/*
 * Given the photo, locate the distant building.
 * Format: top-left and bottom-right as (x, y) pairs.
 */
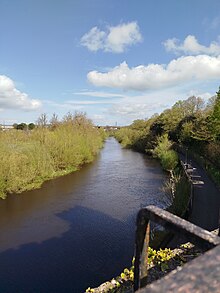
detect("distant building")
(0, 124), (14, 131)
(95, 125), (120, 131)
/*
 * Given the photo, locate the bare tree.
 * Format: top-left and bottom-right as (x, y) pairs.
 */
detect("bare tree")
(50, 113), (59, 129)
(36, 113), (48, 128)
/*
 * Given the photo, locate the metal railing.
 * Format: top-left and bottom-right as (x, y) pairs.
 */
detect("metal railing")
(133, 205), (220, 291)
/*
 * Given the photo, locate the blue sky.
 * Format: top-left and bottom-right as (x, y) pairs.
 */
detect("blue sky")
(0, 0), (220, 125)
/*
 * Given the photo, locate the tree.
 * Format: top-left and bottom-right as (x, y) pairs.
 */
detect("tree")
(74, 111), (92, 126)
(205, 95), (216, 113)
(50, 113), (59, 130)
(131, 119), (148, 130)
(62, 111), (74, 124)
(191, 116), (213, 142)
(210, 87), (220, 140)
(182, 96), (205, 115)
(179, 121), (194, 143)
(28, 123), (35, 130)
(17, 123), (27, 130)
(36, 113), (48, 128)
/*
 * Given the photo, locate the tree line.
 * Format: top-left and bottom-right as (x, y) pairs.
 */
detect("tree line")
(114, 87), (220, 184)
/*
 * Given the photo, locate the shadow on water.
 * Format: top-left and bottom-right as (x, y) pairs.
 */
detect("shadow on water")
(0, 157), (101, 252)
(0, 138), (168, 292)
(0, 206), (134, 293)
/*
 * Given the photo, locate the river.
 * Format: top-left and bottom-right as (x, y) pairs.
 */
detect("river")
(0, 138), (168, 293)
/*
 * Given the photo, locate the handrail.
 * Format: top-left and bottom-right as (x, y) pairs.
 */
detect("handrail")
(133, 205), (220, 291)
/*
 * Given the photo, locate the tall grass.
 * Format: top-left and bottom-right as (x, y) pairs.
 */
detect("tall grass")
(0, 114), (105, 199)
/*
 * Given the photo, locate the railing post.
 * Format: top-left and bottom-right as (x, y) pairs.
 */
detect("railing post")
(218, 207), (220, 236)
(140, 222), (150, 288)
(134, 210), (150, 291)
(133, 205), (220, 292)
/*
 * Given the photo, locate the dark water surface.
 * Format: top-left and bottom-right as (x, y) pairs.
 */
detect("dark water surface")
(0, 138), (168, 293)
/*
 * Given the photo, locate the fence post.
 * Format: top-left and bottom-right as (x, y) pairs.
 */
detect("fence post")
(134, 210), (150, 291)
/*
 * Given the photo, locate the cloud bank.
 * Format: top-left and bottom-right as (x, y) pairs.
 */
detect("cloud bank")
(164, 35), (220, 56)
(108, 103), (160, 117)
(0, 75), (41, 110)
(80, 21), (142, 53)
(87, 55), (220, 91)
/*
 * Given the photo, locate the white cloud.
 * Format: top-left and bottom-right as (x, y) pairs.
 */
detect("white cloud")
(106, 91), (170, 120)
(80, 27), (106, 52)
(105, 87), (216, 124)
(80, 21), (142, 53)
(108, 103), (161, 118)
(87, 55), (220, 91)
(164, 35), (220, 56)
(0, 75), (41, 110)
(73, 91), (125, 98)
(185, 90), (213, 101)
(66, 100), (114, 105)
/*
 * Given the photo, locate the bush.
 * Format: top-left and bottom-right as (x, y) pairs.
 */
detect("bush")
(0, 114), (104, 199)
(160, 150), (178, 171)
(152, 134), (178, 172)
(114, 128), (135, 147)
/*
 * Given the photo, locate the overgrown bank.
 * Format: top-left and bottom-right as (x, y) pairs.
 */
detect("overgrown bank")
(88, 89), (220, 292)
(113, 87), (220, 213)
(0, 113), (106, 199)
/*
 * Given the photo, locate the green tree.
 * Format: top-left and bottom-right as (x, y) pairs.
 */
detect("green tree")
(191, 116), (213, 142)
(17, 123), (27, 130)
(28, 123), (35, 130)
(210, 87), (220, 140)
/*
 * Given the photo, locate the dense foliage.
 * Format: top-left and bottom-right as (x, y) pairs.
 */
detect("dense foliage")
(0, 112), (105, 199)
(114, 88), (220, 181)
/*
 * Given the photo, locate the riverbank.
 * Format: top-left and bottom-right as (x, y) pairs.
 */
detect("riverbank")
(86, 146), (220, 292)
(0, 138), (168, 293)
(88, 132), (219, 292)
(0, 114), (105, 199)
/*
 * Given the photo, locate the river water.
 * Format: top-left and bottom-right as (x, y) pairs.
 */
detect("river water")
(0, 138), (168, 293)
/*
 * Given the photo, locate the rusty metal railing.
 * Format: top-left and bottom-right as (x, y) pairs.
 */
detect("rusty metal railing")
(133, 205), (220, 291)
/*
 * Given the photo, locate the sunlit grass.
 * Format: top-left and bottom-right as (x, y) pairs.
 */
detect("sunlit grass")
(0, 115), (105, 199)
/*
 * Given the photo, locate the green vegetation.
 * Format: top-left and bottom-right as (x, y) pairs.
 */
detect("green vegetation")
(13, 122), (36, 130)
(86, 242), (202, 293)
(0, 112), (105, 199)
(147, 247), (175, 272)
(159, 170), (190, 218)
(114, 87), (220, 186)
(86, 88), (220, 293)
(152, 134), (178, 173)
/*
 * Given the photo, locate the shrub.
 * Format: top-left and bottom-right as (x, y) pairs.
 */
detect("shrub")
(152, 134), (178, 172)
(160, 150), (178, 171)
(0, 113), (104, 199)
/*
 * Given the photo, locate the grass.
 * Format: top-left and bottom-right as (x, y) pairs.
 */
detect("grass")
(0, 115), (105, 199)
